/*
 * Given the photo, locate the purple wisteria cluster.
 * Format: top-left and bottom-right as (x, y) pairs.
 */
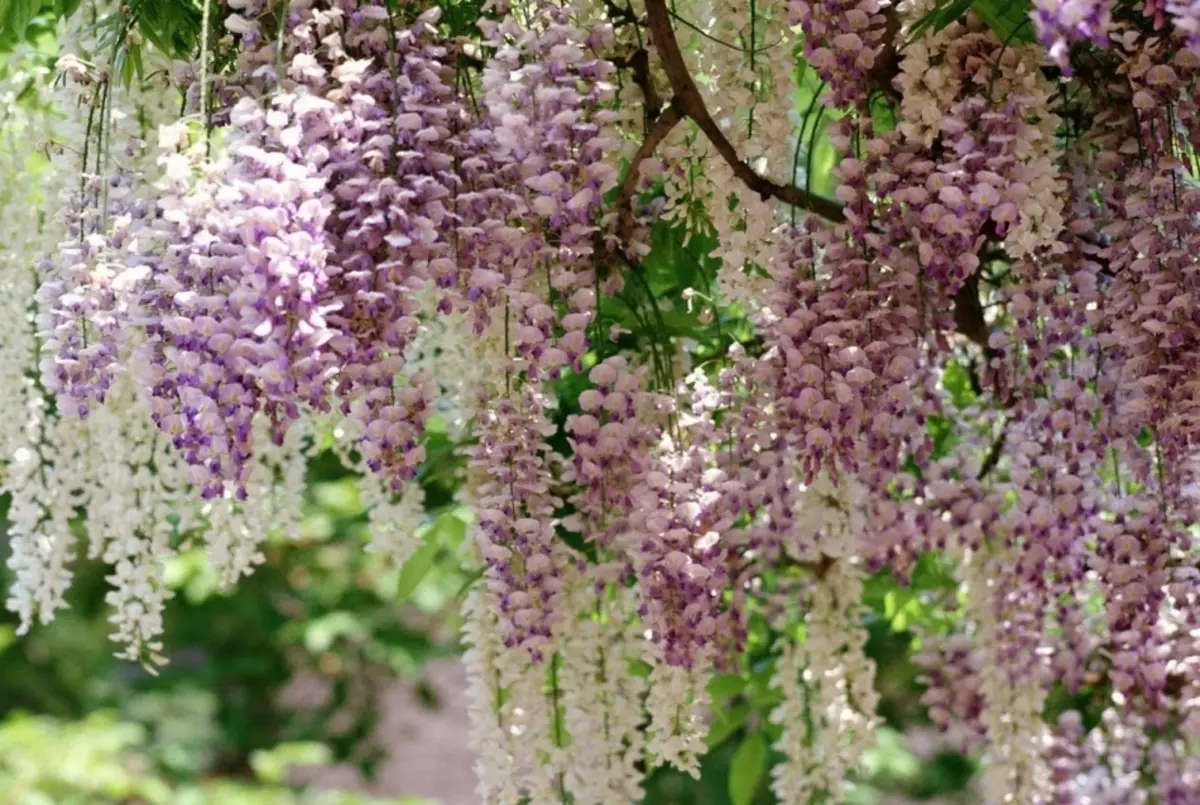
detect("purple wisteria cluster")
(50, 0), (624, 501)
(1032, 0), (1113, 72)
(39, 149), (159, 417)
(147, 93), (338, 498)
(469, 389), (572, 661)
(628, 423), (737, 670)
(564, 357), (671, 554)
(788, 0), (888, 108)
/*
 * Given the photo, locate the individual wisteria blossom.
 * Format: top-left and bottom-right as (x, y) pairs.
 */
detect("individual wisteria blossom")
(1169, 0), (1200, 46)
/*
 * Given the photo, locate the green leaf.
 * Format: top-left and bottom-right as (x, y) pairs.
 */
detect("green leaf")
(972, 0), (1035, 43)
(132, 0), (200, 59)
(707, 673), (747, 700)
(54, 0), (80, 19)
(862, 727), (923, 781)
(119, 46), (134, 89)
(129, 42), (144, 84)
(1137, 426), (1153, 448)
(728, 730), (767, 805)
(705, 703), (751, 749)
(869, 92), (898, 133)
(429, 509), (467, 550)
(304, 612), (366, 653)
(905, 0), (1035, 45)
(928, 415), (959, 461)
(905, 0), (973, 44)
(249, 741), (332, 784)
(394, 539), (439, 603)
(627, 658), (653, 679)
(451, 565), (487, 606)
(885, 589), (924, 632)
(911, 552), (958, 591)
(314, 477), (362, 517)
(0, 0), (13, 42)
(2, 0), (38, 42)
(941, 360), (977, 409)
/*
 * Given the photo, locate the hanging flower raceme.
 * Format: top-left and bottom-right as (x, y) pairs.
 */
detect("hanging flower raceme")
(628, 467), (728, 670)
(1095, 54), (1200, 513)
(37, 108), (161, 418)
(146, 94), (338, 498)
(320, 8), (467, 486)
(788, 0), (888, 108)
(468, 388), (574, 662)
(758, 225), (873, 484)
(563, 355), (674, 577)
(37, 212), (137, 417)
(478, 1), (620, 384)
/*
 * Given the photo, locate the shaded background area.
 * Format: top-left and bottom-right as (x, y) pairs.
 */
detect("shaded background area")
(286, 660), (476, 804)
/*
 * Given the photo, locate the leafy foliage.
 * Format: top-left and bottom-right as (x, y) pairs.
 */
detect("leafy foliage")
(0, 444), (468, 783)
(0, 709), (429, 804)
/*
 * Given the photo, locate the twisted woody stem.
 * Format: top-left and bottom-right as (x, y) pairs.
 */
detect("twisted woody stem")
(615, 0), (995, 362)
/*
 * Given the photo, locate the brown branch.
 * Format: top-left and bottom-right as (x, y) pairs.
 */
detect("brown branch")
(953, 272), (993, 354)
(977, 425), (1007, 481)
(612, 46), (661, 123)
(867, 5), (904, 103)
(733, 552), (835, 584)
(602, 0), (640, 28)
(642, 0), (846, 223)
(617, 104), (684, 241)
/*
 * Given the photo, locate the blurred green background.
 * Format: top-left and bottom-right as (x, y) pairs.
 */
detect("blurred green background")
(0, 425), (472, 805)
(0, 422), (983, 805)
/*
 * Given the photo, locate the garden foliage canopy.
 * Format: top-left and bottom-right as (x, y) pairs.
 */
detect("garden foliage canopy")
(2, 0), (1200, 800)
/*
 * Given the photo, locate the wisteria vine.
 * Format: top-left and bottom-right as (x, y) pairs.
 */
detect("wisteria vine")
(6, 0), (1200, 800)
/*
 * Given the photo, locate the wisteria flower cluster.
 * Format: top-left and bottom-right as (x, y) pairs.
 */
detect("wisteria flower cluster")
(11, 0), (1200, 800)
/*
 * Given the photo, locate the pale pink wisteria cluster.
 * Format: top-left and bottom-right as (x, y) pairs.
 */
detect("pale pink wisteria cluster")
(10, 0), (1200, 801)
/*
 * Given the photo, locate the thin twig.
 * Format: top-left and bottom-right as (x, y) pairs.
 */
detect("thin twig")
(977, 425), (1007, 481)
(616, 104), (684, 241)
